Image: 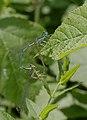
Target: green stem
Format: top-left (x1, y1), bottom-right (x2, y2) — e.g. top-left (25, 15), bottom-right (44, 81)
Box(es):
top-left (51, 82), bottom-right (61, 98)
top-left (36, 43), bottom-right (45, 73)
top-left (58, 60), bottom-right (64, 80)
top-left (48, 82), bottom-right (61, 105)
top-left (34, 0), bottom-right (41, 23)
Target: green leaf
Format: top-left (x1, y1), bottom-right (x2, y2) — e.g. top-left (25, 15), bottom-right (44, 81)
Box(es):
top-left (0, 17), bottom-right (45, 105)
top-left (55, 83), bottom-right (80, 98)
top-left (0, 111), bottom-right (15, 120)
top-left (60, 64), bottom-right (80, 85)
top-left (40, 104), bottom-right (58, 120)
top-left (42, 2), bottom-right (87, 60)
top-left (28, 79), bottom-right (43, 101)
top-left (26, 99), bottom-right (40, 120)
top-left (10, 0), bottom-right (31, 12)
top-left (42, 79), bottom-right (51, 96)
top-left (71, 0), bottom-right (85, 5)
top-left (71, 89), bottom-right (87, 104)
top-left (61, 104), bottom-right (87, 118)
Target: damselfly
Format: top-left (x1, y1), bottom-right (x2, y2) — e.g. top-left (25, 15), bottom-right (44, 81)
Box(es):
top-left (20, 31), bottom-right (48, 71)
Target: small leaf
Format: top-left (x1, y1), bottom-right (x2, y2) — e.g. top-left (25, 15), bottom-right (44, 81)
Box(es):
top-left (0, 111), bottom-right (15, 120)
top-left (40, 104), bottom-right (58, 120)
top-left (26, 99), bottom-right (40, 120)
top-left (60, 64), bottom-right (80, 85)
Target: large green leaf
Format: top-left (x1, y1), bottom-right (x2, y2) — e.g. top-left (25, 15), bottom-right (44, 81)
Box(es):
top-left (10, 0), bottom-right (31, 12)
top-left (71, 0), bottom-right (85, 5)
top-left (35, 87), bottom-right (66, 120)
top-left (0, 111), bottom-right (15, 120)
top-left (0, 17), bottom-right (44, 105)
top-left (28, 79), bottom-right (43, 101)
top-left (42, 2), bottom-right (87, 60)
top-left (61, 104), bottom-right (87, 118)
top-left (71, 89), bottom-right (87, 104)
top-left (26, 99), bottom-right (40, 120)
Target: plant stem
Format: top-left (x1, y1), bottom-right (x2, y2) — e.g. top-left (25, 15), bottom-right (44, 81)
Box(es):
top-left (58, 60), bottom-right (64, 80)
top-left (34, 0), bottom-right (41, 23)
top-left (48, 82), bottom-right (61, 104)
top-left (51, 82), bottom-right (61, 98)
top-left (36, 43), bottom-right (45, 73)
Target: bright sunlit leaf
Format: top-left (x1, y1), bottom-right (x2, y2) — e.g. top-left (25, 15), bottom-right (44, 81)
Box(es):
top-left (42, 3), bottom-right (87, 60)
top-left (40, 104), bottom-right (58, 120)
top-left (60, 64), bottom-right (80, 85)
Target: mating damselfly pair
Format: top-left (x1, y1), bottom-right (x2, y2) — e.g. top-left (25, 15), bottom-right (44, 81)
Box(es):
top-left (20, 31), bottom-right (49, 72)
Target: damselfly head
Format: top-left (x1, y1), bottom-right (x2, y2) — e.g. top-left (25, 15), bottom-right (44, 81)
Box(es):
top-left (43, 31), bottom-right (48, 36)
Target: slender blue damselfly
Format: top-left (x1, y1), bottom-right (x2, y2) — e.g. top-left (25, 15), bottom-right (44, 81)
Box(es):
top-left (20, 31), bottom-right (48, 70)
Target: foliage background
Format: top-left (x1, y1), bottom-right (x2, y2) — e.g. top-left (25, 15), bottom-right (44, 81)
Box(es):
top-left (0, 0), bottom-right (87, 120)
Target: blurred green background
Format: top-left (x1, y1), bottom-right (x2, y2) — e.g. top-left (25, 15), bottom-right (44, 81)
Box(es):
top-left (0, 0), bottom-right (87, 120)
